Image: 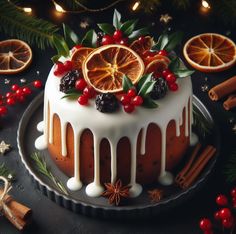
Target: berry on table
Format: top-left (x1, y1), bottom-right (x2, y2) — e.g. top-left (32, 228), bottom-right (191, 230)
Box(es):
top-left (11, 84), bottom-right (19, 92)
top-left (83, 86), bottom-right (96, 99)
top-left (75, 79), bottom-right (87, 91)
top-left (15, 89), bottom-right (23, 96)
top-left (95, 93), bottom-right (119, 113)
top-left (124, 103), bottom-right (135, 113)
top-left (78, 95), bottom-right (88, 105)
top-left (199, 218), bottom-right (212, 231)
top-left (102, 35), bottom-right (114, 45)
top-left (127, 88), bottom-right (137, 98)
top-left (54, 62), bottom-right (65, 76)
top-left (113, 30), bottom-right (123, 41)
top-left (231, 188), bottom-right (236, 197)
top-left (0, 106), bottom-right (8, 115)
top-left (33, 80), bottom-right (43, 89)
top-left (6, 97), bottom-right (15, 106)
top-left (222, 217), bottom-right (234, 229)
top-left (150, 77), bottom-right (168, 100)
top-left (214, 211), bottom-right (221, 221)
top-left (5, 92), bottom-right (12, 98)
top-left (219, 208), bottom-right (232, 220)
top-left (120, 94), bottom-right (131, 105)
top-left (216, 194), bottom-right (228, 206)
top-left (169, 82), bottom-right (179, 91)
top-left (203, 230), bottom-right (213, 234)
top-left (22, 87), bottom-right (32, 96)
top-left (17, 95), bottom-right (25, 103)
top-left (131, 95), bottom-right (143, 106)
top-left (158, 50), bottom-right (168, 56)
top-left (60, 70), bottom-right (80, 93)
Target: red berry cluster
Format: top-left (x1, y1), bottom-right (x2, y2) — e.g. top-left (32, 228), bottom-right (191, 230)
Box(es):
top-left (0, 80), bottom-right (43, 116)
top-left (101, 30), bottom-right (129, 46)
top-left (120, 88), bottom-right (143, 113)
top-left (161, 68), bottom-right (178, 91)
top-left (54, 60), bottom-right (74, 76)
top-left (199, 188), bottom-right (236, 234)
top-left (75, 79), bottom-right (96, 105)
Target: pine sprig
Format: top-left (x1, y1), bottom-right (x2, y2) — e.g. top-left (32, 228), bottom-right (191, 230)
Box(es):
top-left (224, 150), bottom-right (236, 183)
top-left (0, 0), bottom-right (59, 49)
top-left (31, 152), bottom-right (68, 195)
top-left (0, 163), bottom-right (15, 181)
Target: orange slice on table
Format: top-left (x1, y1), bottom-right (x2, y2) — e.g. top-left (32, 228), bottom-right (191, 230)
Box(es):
top-left (183, 33), bottom-right (236, 73)
top-left (71, 47), bottom-right (94, 70)
top-left (130, 36), bottom-right (153, 57)
top-left (83, 45), bottom-right (144, 93)
top-left (0, 39), bottom-right (32, 74)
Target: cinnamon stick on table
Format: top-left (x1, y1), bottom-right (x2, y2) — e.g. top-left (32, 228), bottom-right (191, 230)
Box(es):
top-left (208, 76), bottom-right (236, 101)
top-left (223, 94), bottom-right (236, 111)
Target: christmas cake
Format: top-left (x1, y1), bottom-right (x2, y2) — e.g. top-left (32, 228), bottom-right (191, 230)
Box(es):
top-left (35, 10), bottom-right (195, 198)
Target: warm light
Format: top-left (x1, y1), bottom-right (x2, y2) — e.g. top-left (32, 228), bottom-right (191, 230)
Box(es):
top-left (53, 1), bottom-right (66, 13)
top-left (23, 7), bottom-right (32, 13)
top-left (202, 0), bottom-right (210, 9)
top-left (132, 1), bottom-right (140, 11)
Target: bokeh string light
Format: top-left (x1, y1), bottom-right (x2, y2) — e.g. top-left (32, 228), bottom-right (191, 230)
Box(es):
top-left (7, 0), bottom-right (32, 13)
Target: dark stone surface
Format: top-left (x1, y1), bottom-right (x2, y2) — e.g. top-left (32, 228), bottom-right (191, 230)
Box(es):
top-left (0, 1), bottom-right (236, 233)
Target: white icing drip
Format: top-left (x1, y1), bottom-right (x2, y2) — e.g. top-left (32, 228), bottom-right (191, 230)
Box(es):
top-left (175, 119), bottom-right (180, 137)
top-left (140, 127), bottom-right (147, 155)
top-left (158, 171), bottom-right (174, 186)
top-left (60, 121), bottom-right (67, 157)
top-left (35, 135), bottom-right (47, 150)
top-left (35, 64), bottom-right (193, 198)
top-left (190, 132), bottom-right (199, 146)
top-left (185, 100), bottom-right (189, 137)
top-left (37, 121), bottom-right (44, 132)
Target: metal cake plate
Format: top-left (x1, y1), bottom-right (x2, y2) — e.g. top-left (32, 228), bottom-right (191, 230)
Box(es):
top-left (17, 91), bottom-right (220, 219)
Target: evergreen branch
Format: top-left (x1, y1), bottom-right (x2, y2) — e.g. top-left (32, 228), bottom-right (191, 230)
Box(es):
top-left (224, 150), bottom-right (236, 183)
top-left (31, 152), bottom-right (68, 195)
top-left (171, 0), bottom-right (190, 9)
top-left (0, 163), bottom-right (15, 181)
top-left (0, 0), bottom-right (59, 49)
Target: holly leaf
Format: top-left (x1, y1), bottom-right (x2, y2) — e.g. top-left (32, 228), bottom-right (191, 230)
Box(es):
top-left (138, 81), bottom-right (156, 97)
top-left (174, 69), bottom-right (195, 78)
top-left (113, 9), bottom-right (122, 29)
top-left (81, 29), bottom-right (97, 48)
top-left (52, 35), bottom-right (70, 58)
top-left (120, 19), bottom-right (138, 36)
top-left (63, 23), bottom-right (79, 48)
top-left (164, 31), bottom-right (184, 52)
top-left (169, 57), bottom-right (180, 72)
top-left (97, 23), bottom-right (115, 35)
top-left (123, 75), bottom-right (133, 92)
top-left (142, 97), bottom-right (158, 108)
top-left (151, 33), bottom-right (169, 51)
top-left (61, 92), bottom-right (81, 99)
top-left (137, 73), bottom-right (153, 91)
top-left (128, 27), bottom-right (149, 40)
top-left (51, 54), bottom-right (61, 63)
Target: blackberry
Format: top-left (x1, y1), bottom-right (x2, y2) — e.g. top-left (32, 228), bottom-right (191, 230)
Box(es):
top-left (97, 31), bottom-right (104, 47)
top-left (150, 77), bottom-right (168, 100)
top-left (95, 93), bottom-right (119, 113)
top-left (59, 70), bottom-right (80, 93)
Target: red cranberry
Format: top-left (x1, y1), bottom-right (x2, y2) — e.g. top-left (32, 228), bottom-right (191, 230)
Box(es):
top-left (22, 87), bottom-right (32, 95)
top-left (6, 97), bottom-right (16, 106)
top-left (0, 106), bottom-right (8, 115)
top-left (219, 208), bottom-right (232, 220)
top-left (216, 195), bottom-right (228, 206)
top-left (33, 80), bottom-right (43, 89)
top-left (17, 95), bottom-right (25, 103)
top-left (165, 74), bottom-right (177, 84)
top-left (113, 30), bottom-right (123, 41)
top-left (54, 62), bottom-right (65, 76)
top-left (214, 211), bottom-right (221, 221)
top-left (75, 79), bottom-right (87, 91)
top-left (222, 217), bottom-right (234, 229)
top-left (199, 218), bottom-right (212, 231)
top-left (131, 95), bottom-right (143, 106)
top-left (124, 104), bottom-right (135, 113)
top-left (138, 36), bottom-right (146, 44)
top-left (15, 89), bottom-right (23, 96)
top-left (117, 38), bottom-right (129, 46)
top-left (127, 88), bottom-right (137, 98)
top-left (63, 60), bottom-right (74, 71)
top-left (83, 86), bottom-right (96, 99)
top-left (162, 69), bottom-right (171, 77)
top-left (169, 82), bottom-right (179, 91)
top-left (74, 44), bottom-right (82, 50)
top-left (11, 84), bottom-right (19, 92)
top-left (102, 35), bottom-right (114, 45)
top-left (231, 188), bottom-right (236, 197)
top-left (158, 49), bottom-right (168, 56)
top-left (5, 92), bottom-right (12, 98)
top-left (120, 94), bottom-right (131, 105)
top-left (78, 95), bottom-right (88, 105)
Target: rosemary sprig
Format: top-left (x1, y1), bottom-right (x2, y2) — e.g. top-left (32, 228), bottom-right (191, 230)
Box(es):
top-left (31, 152), bottom-right (68, 195)
top-left (0, 163), bottom-right (15, 181)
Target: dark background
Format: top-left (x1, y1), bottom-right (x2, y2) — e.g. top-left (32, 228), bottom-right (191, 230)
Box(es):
top-left (0, 0), bottom-right (236, 233)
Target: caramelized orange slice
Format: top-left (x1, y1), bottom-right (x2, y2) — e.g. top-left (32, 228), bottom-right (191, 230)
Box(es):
top-left (83, 45), bottom-right (144, 93)
top-left (0, 39), bottom-right (32, 74)
top-left (183, 33), bottom-right (236, 72)
top-left (71, 47), bottom-right (94, 70)
top-left (130, 36), bottom-right (153, 57)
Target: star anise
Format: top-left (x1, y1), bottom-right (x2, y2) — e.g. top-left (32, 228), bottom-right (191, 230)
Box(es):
top-left (148, 189), bottom-right (163, 203)
top-left (102, 179), bottom-right (130, 206)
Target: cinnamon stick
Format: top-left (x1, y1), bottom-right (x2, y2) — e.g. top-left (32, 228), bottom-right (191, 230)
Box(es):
top-left (208, 76), bottom-right (236, 101)
top-left (223, 94), bottom-right (236, 111)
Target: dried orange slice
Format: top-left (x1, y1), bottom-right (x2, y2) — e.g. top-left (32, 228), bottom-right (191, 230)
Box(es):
top-left (144, 54), bottom-right (170, 66)
top-left (183, 33), bottom-right (236, 72)
top-left (130, 36), bottom-right (153, 56)
top-left (145, 57), bottom-right (170, 74)
top-left (83, 45), bottom-right (144, 93)
top-left (71, 47), bottom-right (94, 70)
top-left (0, 39), bottom-right (32, 74)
